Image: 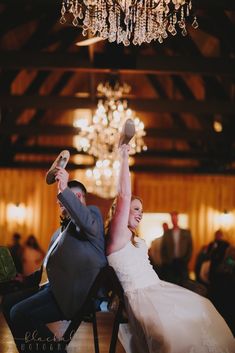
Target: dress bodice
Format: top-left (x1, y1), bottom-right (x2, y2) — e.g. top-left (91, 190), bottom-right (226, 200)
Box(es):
top-left (107, 237), bottom-right (159, 292)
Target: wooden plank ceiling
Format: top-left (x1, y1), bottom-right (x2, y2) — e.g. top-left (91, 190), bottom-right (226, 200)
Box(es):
top-left (0, 0), bottom-right (235, 174)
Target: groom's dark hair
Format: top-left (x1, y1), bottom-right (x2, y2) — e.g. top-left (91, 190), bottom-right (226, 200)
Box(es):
top-left (68, 180), bottom-right (87, 195)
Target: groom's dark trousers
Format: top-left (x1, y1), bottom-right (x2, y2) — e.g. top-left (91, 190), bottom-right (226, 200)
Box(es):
top-left (2, 283), bottom-right (67, 353)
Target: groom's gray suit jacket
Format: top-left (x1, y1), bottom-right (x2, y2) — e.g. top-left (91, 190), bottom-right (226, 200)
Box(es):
top-left (45, 187), bottom-right (107, 319)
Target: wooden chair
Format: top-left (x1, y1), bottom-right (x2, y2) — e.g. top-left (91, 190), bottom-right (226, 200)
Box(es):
top-left (106, 267), bottom-right (127, 353)
top-left (61, 265), bottom-right (126, 353)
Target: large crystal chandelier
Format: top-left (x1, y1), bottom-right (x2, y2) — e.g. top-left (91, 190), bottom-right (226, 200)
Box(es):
top-left (60, 0), bottom-right (198, 46)
top-left (73, 81), bottom-right (146, 198)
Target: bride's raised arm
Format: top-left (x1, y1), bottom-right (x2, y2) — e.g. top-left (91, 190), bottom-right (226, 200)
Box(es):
top-left (117, 144), bottom-right (131, 198)
top-left (106, 144), bottom-right (132, 252)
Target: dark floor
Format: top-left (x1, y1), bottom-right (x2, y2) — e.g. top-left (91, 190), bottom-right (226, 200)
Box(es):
top-left (0, 310), bottom-right (125, 353)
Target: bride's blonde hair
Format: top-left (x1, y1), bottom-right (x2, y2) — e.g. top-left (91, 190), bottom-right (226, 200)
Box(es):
top-left (105, 195), bottom-right (143, 246)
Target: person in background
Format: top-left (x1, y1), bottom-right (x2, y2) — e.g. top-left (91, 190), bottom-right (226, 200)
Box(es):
top-left (207, 229), bottom-right (230, 282)
top-left (162, 222), bottom-right (169, 233)
top-left (8, 233), bottom-right (23, 274)
top-left (160, 211), bottom-right (193, 285)
top-left (149, 223), bottom-right (169, 276)
top-left (196, 229), bottom-right (230, 286)
top-left (208, 245), bottom-right (235, 336)
top-left (194, 244), bottom-right (210, 284)
top-left (22, 235), bottom-right (45, 276)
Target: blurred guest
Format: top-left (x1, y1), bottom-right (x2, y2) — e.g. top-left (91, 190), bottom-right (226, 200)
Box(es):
top-left (208, 229), bottom-right (229, 258)
top-left (22, 235), bottom-right (45, 276)
top-left (160, 211), bottom-right (193, 285)
top-left (195, 229), bottom-right (230, 286)
top-left (162, 222), bottom-right (169, 233)
top-left (8, 233), bottom-right (23, 274)
top-left (149, 223), bottom-right (169, 276)
top-left (208, 245), bottom-right (235, 336)
top-left (207, 229), bottom-right (229, 253)
top-left (207, 229), bottom-right (230, 283)
top-left (199, 257), bottom-right (211, 285)
top-left (194, 244), bottom-right (210, 284)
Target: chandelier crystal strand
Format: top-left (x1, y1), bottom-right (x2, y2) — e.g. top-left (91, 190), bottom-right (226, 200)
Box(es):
top-left (60, 0), bottom-right (197, 45)
top-left (73, 82), bottom-right (147, 198)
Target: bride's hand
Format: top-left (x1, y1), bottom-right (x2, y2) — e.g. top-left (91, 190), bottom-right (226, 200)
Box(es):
top-left (119, 144), bottom-right (130, 158)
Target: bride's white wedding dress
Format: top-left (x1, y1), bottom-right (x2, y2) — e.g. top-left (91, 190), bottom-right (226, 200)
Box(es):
top-left (107, 237), bottom-right (235, 353)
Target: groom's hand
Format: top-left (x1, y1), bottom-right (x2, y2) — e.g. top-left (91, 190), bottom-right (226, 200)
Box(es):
top-left (55, 167), bottom-right (69, 192)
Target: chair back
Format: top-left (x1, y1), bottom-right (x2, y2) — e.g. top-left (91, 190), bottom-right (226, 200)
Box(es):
top-left (62, 265), bottom-right (126, 353)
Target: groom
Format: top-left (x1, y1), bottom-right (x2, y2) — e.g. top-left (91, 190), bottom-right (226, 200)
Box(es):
top-left (2, 167), bottom-right (107, 353)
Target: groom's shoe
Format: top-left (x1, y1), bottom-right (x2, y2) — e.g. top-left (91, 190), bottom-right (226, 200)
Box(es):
top-left (46, 150), bottom-right (70, 184)
top-left (118, 118), bottom-right (135, 147)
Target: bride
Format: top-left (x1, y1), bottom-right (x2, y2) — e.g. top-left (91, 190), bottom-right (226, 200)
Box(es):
top-left (105, 144), bottom-right (234, 353)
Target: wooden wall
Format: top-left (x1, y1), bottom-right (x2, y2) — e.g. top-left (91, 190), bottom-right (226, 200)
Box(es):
top-left (0, 169), bottom-right (235, 268)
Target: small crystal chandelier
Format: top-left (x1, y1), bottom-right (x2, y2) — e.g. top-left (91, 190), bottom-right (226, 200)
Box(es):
top-left (60, 0), bottom-right (198, 46)
top-left (73, 81), bottom-right (147, 198)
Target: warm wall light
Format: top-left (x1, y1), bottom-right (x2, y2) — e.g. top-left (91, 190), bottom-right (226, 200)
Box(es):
top-left (220, 210), bottom-right (234, 230)
top-left (7, 203), bottom-right (27, 225)
top-left (213, 115), bottom-right (223, 133)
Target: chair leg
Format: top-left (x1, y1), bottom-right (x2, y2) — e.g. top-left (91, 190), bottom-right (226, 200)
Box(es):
top-left (92, 310), bottom-right (100, 353)
top-left (63, 317), bottom-right (83, 343)
top-left (109, 304), bottom-right (123, 353)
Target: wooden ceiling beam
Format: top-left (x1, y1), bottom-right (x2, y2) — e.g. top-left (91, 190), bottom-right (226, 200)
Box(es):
top-left (0, 160), bottom-right (234, 175)
top-left (0, 125), bottom-right (80, 136)
top-left (211, 11), bottom-right (235, 55)
top-left (197, 17), bottom-right (234, 55)
top-left (9, 34), bottom-right (82, 160)
top-left (137, 149), bottom-right (235, 160)
top-left (172, 33), bottom-right (230, 101)
top-left (158, 34), bottom-right (235, 163)
top-left (195, 0), bottom-right (235, 11)
top-left (0, 0), bottom-right (60, 34)
top-left (0, 52), bottom-right (235, 76)
top-left (131, 165), bottom-right (235, 174)
top-left (0, 125), bottom-right (229, 143)
top-left (2, 71), bottom-right (51, 129)
top-left (12, 145), bottom-right (80, 155)
top-left (171, 75), bottom-right (213, 130)
top-left (147, 75), bottom-right (187, 130)
top-left (1, 95), bottom-right (234, 114)
top-left (12, 145), bottom-right (235, 161)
